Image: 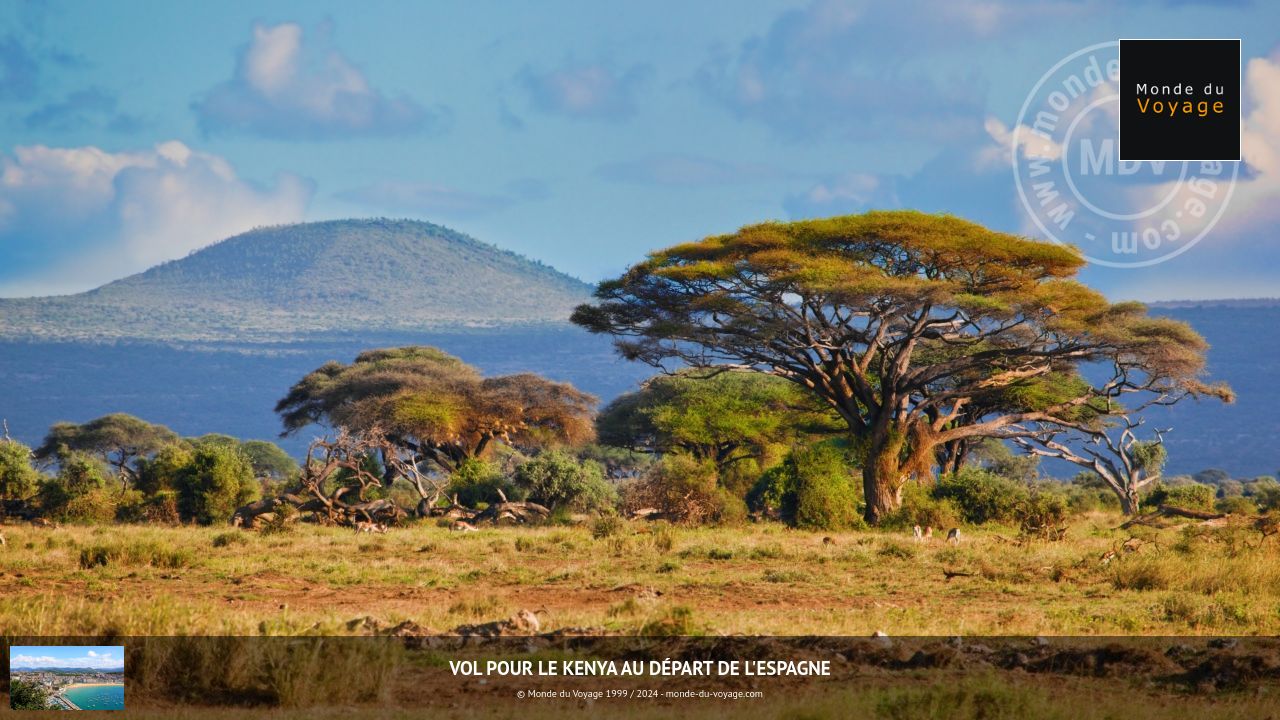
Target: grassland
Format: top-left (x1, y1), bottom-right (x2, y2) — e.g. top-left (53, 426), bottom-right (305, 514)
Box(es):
top-left (2, 512), bottom-right (1278, 637)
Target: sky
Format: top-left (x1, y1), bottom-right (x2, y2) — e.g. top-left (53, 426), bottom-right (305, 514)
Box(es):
top-left (1, 0), bottom-right (1279, 300)
top-left (10, 645), bottom-right (124, 670)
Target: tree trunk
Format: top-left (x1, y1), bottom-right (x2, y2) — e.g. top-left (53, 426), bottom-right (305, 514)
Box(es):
top-left (1119, 485), bottom-right (1141, 515)
top-left (862, 430), bottom-right (907, 525)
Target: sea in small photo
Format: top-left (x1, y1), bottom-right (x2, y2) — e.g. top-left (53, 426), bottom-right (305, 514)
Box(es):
top-left (9, 646), bottom-right (125, 711)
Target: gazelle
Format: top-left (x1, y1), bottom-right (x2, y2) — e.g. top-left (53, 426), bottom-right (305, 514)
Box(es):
top-left (946, 528), bottom-right (961, 545)
top-left (354, 521), bottom-right (388, 534)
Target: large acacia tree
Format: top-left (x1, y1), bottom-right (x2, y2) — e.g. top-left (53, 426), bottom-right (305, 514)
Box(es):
top-left (35, 413), bottom-right (179, 489)
top-left (275, 346), bottom-right (597, 507)
top-left (572, 211), bottom-right (1227, 523)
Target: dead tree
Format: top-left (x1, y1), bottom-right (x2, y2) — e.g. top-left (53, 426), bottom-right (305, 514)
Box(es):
top-left (1014, 415), bottom-right (1168, 515)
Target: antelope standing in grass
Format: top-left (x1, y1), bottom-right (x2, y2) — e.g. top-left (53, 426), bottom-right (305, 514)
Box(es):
top-left (354, 521), bottom-right (388, 534)
top-left (946, 528), bottom-right (961, 545)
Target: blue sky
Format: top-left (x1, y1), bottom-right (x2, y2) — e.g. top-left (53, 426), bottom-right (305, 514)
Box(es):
top-left (1, 0), bottom-right (1279, 300)
top-left (10, 645), bottom-right (124, 670)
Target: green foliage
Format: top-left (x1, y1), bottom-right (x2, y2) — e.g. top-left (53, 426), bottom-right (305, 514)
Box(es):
top-left (1015, 491), bottom-right (1069, 540)
top-left (37, 452), bottom-right (111, 521)
top-left (597, 370), bottom-right (840, 481)
top-left (623, 455), bottom-right (737, 525)
top-left (0, 219), bottom-right (594, 341)
top-left (966, 439), bottom-right (1038, 483)
top-left (240, 440), bottom-right (300, 481)
top-left (174, 444), bottom-right (260, 525)
top-left (513, 450), bottom-right (616, 511)
top-left (1216, 496), bottom-right (1258, 515)
top-left (446, 458), bottom-right (520, 507)
top-left (749, 442), bottom-right (864, 531)
top-left (1247, 480), bottom-right (1280, 512)
top-left (933, 467), bottom-right (1028, 525)
top-left (1146, 482), bottom-right (1216, 512)
top-left (35, 413), bottom-right (178, 480)
top-left (882, 483), bottom-right (961, 530)
top-left (0, 439), bottom-right (40, 500)
top-left (591, 515), bottom-right (625, 539)
top-left (135, 444), bottom-right (194, 495)
top-left (9, 678), bottom-right (50, 710)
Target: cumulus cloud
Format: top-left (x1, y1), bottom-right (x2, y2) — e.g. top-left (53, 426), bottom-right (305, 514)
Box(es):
top-left (11, 651), bottom-right (123, 670)
top-left (0, 141), bottom-right (313, 296)
top-left (518, 61), bottom-right (652, 121)
top-left (194, 22), bottom-right (446, 139)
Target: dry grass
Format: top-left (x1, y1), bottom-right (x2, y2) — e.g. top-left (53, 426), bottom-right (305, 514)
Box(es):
top-left (1, 513), bottom-right (1279, 637)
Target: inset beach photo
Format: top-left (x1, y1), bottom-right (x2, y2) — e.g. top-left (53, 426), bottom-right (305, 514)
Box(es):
top-left (9, 646), bottom-right (124, 711)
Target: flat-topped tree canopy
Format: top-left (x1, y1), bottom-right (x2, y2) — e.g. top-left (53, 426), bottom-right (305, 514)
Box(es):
top-left (275, 346), bottom-right (597, 474)
top-left (573, 210), bottom-right (1231, 523)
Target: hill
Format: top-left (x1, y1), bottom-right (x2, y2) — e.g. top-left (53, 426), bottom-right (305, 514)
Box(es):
top-left (0, 219), bottom-right (593, 341)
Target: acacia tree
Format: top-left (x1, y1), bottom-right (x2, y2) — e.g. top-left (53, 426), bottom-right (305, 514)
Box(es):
top-left (274, 346), bottom-right (597, 508)
top-left (34, 413), bottom-right (179, 488)
top-left (572, 211), bottom-right (1228, 523)
top-left (598, 369), bottom-right (841, 477)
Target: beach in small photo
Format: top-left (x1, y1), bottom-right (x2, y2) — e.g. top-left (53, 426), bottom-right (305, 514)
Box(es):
top-left (9, 646), bottom-right (125, 711)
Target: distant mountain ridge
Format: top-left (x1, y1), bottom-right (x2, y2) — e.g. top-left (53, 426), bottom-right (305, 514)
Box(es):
top-left (0, 219), bottom-right (593, 341)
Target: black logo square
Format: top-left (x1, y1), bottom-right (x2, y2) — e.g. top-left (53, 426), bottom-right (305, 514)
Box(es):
top-left (1120, 39), bottom-right (1240, 161)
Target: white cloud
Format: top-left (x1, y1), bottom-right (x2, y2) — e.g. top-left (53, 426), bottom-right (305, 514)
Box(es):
top-left (0, 141), bottom-right (313, 297)
top-left (11, 652), bottom-right (122, 670)
top-left (518, 61), bottom-right (651, 121)
top-left (194, 22), bottom-right (446, 139)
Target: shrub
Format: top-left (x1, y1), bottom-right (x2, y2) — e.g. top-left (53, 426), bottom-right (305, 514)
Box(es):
top-left (59, 488), bottom-right (118, 524)
top-left (79, 540), bottom-right (191, 569)
top-left (446, 459), bottom-right (520, 507)
top-left (37, 453), bottom-right (113, 522)
top-left (1216, 496), bottom-right (1257, 515)
top-left (513, 450), bottom-right (616, 511)
top-left (591, 515), bottom-right (624, 539)
top-left (1250, 480), bottom-right (1280, 512)
top-left (175, 444), bottom-right (259, 525)
top-left (933, 467), bottom-right (1027, 525)
top-left (1015, 491), bottom-right (1069, 540)
top-left (748, 443), bottom-right (863, 530)
top-left (621, 456), bottom-right (723, 524)
top-left (1146, 482), bottom-right (1216, 512)
top-left (135, 444), bottom-right (194, 495)
top-left (0, 439), bottom-right (40, 501)
top-left (883, 482), bottom-right (960, 530)
top-left (212, 531), bottom-right (249, 548)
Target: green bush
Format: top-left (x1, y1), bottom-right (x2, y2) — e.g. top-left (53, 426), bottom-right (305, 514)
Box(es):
top-left (622, 455), bottom-right (720, 524)
top-left (591, 515), bottom-right (625, 539)
top-left (1146, 482), bottom-right (1216, 512)
top-left (175, 444), bottom-right (260, 525)
top-left (513, 450), bottom-right (616, 511)
top-left (59, 487), bottom-right (119, 524)
top-left (1250, 480), bottom-right (1280, 512)
top-left (882, 482), bottom-right (960, 530)
top-left (135, 444), bottom-right (194, 495)
top-left (1015, 491), bottom-right (1069, 540)
top-left (0, 439), bottom-right (40, 501)
top-left (37, 452), bottom-right (112, 521)
top-left (933, 467), bottom-right (1028, 524)
top-left (1216, 495), bottom-right (1257, 515)
top-left (748, 443), bottom-right (863, 531)
top-left (446, 458), bottom-right (520, 507)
